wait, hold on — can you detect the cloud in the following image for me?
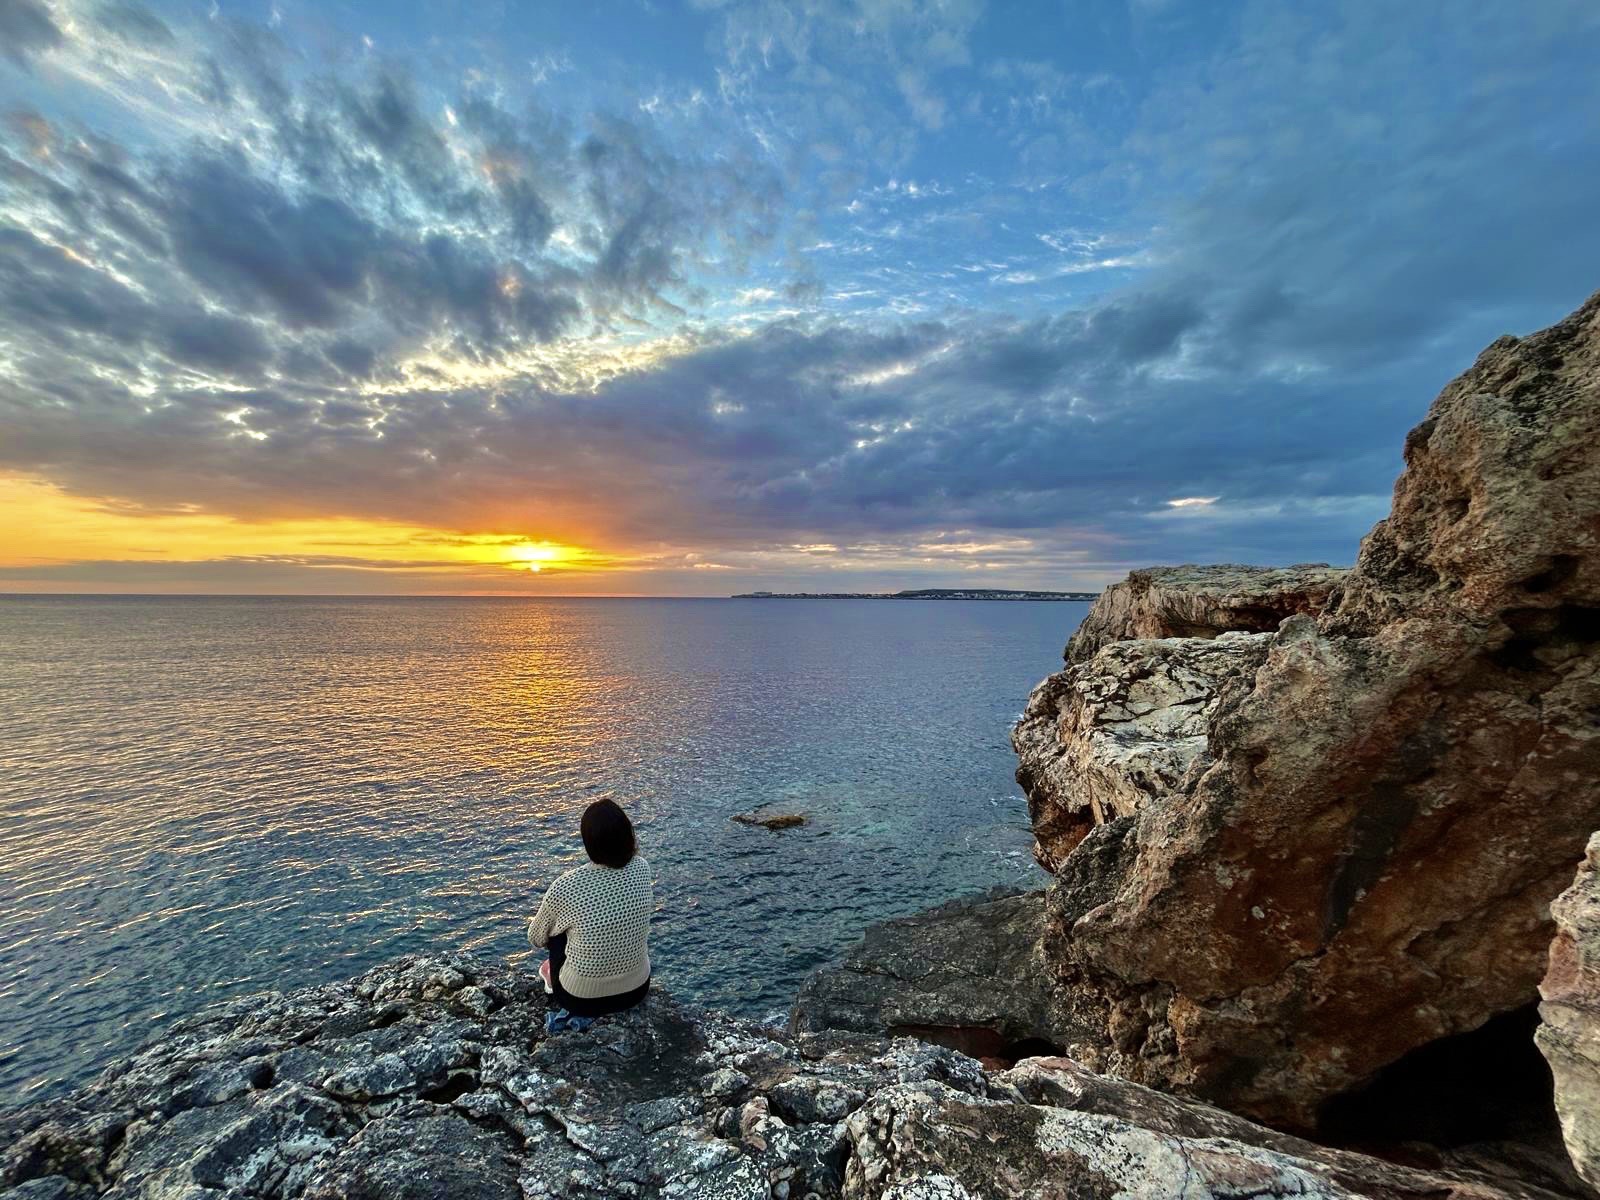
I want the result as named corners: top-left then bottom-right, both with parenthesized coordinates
top-left (0, 15), bottom-right (785, 390)
top-left (0, 0), bottom-right (63, 67)
top-left (2, 0), bottom-right (1598, 592)
top-left (92, 1), bottom-right (173, 45)
top-left (0, 299), bottom-right (1409, 572)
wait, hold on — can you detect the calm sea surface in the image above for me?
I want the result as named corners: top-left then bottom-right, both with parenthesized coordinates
top-left (0, 595), bottom-right (1086, 1103)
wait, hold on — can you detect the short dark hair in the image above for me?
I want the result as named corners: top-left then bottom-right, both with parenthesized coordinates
top-left (580, 798), bottom-right (636, 868)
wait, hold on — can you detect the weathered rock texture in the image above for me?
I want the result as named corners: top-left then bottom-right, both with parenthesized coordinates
top-left (1, 955), bottom-right (1583, 1200)
top-left (1539, 833), bottom-right (1600, 1193)
top-left (1028, 288), bottom-right (1600, 1130)
top-left (1013, 632), bottom-right (1272, 870)
top-left (790, 889), bottom-right (1073, 1060)
top-left (1063, 564), bottom-right (1347, 663)
top-left (853, 1056), bottom-right (1584, 1200)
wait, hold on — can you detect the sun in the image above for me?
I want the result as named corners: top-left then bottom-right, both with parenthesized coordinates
top-left (505, 541), bottom-right (568, 572)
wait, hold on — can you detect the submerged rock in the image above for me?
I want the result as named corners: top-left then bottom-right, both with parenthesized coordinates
top-left (1019, 288), bottom-right (1600, 1128)
top-left (1, 954), bottom-right (1577, 1200)
top-left (731, 811), bottom-right (808, 831)
top-left (1539, 833), bottom-right (1600, 1193)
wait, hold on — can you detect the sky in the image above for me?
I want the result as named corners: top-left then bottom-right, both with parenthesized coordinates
top-left (1, 0), bottom-right (1597, 595)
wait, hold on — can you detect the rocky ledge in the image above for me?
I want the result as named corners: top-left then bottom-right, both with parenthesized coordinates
top-left (1061, 563), bottom-right (1347, 663)
top-left (2, 954), bottom-right (1587, 1200)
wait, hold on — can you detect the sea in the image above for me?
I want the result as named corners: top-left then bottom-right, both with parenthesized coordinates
top-left (0, 595), bottom-right (1088, 1104)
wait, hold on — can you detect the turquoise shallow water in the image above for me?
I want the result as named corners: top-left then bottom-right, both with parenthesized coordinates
top-left (0, 595), bottom-right (1086, 1103)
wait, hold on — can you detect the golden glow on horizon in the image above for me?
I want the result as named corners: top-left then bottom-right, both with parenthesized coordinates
top-left (0, 474), bottom-right (1115, 595)
top-left (505, 542), bottom-right (571, 571)
top-left (0, 474), bottom-right (607, 588)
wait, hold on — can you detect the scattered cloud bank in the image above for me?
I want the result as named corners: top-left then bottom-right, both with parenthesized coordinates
top-left (2, 0), bottom-right (1598, 591)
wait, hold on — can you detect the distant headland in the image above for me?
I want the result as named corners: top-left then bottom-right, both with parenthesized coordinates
top-left (730, 587), bottom-right (1100, 601)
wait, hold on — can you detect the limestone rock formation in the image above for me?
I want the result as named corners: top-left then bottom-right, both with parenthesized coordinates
top-left (1029, 288), bottom-right (1600, 1129)
top-left (1063, 563), bottom-right (1347, 663)
top-left (1539, 832), bottom-right (1600, 1193)
top-left (0, 954), bottom-right (962, 1200)
top-left (1, 954), bottom-right (1581, 1200)
top-left (1013, 632), bottom-right (1272, 870)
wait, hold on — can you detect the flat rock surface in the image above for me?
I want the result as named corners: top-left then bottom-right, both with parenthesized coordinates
top-left (1063, 563), bottom-right (1347, 663)
top-left (2, 954), bottom-right (1579, 1200)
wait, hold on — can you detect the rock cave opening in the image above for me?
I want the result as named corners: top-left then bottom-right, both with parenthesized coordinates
top-left (1316, 1002), bottom-right (1560, 1150)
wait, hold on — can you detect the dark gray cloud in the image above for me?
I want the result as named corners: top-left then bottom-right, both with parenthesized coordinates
top-left (0, 302), bottom-right (1410, 570)
top-left (0, 0), bottom-right (62, 67)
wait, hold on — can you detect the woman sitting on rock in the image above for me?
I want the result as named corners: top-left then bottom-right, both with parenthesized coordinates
top-left (528, 798), bottom-right (654, 1033)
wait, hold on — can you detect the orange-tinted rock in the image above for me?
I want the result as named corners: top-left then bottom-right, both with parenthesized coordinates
top-left (1037, 289), bottom-right (1600, 1129)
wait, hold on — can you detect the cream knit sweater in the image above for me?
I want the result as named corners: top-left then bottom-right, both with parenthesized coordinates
top-left (527, 856), bottom-right (653, 999)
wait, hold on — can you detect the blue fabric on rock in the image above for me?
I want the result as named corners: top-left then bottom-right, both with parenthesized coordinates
top-left (545, 1007), bottom-right (597, 1035)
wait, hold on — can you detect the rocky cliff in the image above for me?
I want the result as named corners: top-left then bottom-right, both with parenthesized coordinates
top-left (1, 954), bottom-right (1586, 1200)
top-left (801, 289), bottom-right (1600, 1167)
top-left (1028, 288), bottom-right (1600, 1129)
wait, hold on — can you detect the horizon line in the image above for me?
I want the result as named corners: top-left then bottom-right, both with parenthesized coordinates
top-left (0, 589), bottom-right (1104, 601)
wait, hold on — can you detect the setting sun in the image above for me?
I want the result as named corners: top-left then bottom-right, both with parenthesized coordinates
top-left (505, 542), bottom-right (569, 572)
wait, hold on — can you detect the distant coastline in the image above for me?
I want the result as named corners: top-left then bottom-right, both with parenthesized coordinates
top-left (730, 587), bottom-right (1100, 601)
